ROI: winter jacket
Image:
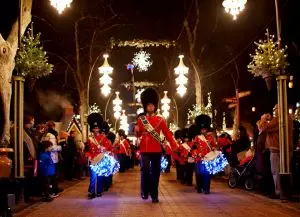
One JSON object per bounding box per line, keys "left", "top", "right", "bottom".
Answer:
{"left": 41, "top": 132, "right": 62, "bottom": 164}
{"left": 38, "top": 152, "right": 55, "bottom": 176}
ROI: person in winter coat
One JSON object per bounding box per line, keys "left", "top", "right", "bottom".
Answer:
{"left": 38, "top": 141, "right": 56, "bottom": 202}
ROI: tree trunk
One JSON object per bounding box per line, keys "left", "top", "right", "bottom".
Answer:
{"left": 0, "top": 0, "right": 32, "bottom": 144}
{"left": 79, "top": 89, "right": 88, "bottom": 142}
{"left": 189, "top": 54, "right": 203, "bottom": 107}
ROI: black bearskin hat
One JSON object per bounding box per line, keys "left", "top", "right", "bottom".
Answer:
{"left": 107, "top": 132, "right": 116, "bottom": 144}
{"left": 118, "top": 129, "right": 126, "bottom": 137}
{"left": 101, "top": 121, "right": 110, "bottom": 134}
{"left": 181, "top": 128, "right": 189, "bottom": 139}
{"left": 195, "top": 114, "right": 211, "bottom": 130}
{"left": 174, "top": 129, "right": 181, "bottom": 140}
{"left": 141, "top": 88, "right": 159, "bottom": 112}
{"left": 188, "top": 124, "right": 198, "bottom": 140}
{"left": 87, "top": 113, "right": 103, "bottom": 131}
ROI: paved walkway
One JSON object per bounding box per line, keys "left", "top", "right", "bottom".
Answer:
{"left": 15, "top": 168, "right": 300, "bottom": 217}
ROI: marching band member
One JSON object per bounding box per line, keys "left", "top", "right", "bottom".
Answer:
{"left": 181, "top": 128, "right": 195, "bottom": 186}
{"left": 86, "top": 113, "right": 106, "bottom": 199}
{"left": 192, "top": 115, "right": 216, "bottom": 194}
{"left": 178, "top": 133, "right": 189, "bottom": 183}
{"left": 116, "top": 129, "right": 130, "bottom": 173}
{"left": 173, "top": 130, "right": 182, "bottom": 180}
{"left": 135, "top": 88, "right": 178, "bottom": 203}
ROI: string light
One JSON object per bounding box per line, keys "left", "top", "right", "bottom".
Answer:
{"left": 49, "top": 0, "right": 72, "bottom": 14}
{"left": 113, "top": 92, "right": 122, "bottom": 119}
{"left": 120, "top": 110, "right": 129, "bottom": 135}
{"left": 90, "top": 152, "right": 120, "bottom": 177}
{"left": 99, "top": 54, "right": 113, "bottom": 97}
{"left": 161, "top": 91, "right": 171, "bottom": 119}
{"left": 222, "top": 0, "right": 247, "bottom": 20}
{"left": 203, "top": 152, "right": 229, "bottom": 175}
{"left": 160, "top": 156, "right": 168, "bottom": 173}
{"left": 174, "top": 55, "right": 189, "bottom": 97}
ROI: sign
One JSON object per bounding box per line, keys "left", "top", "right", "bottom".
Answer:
{"left": 228, "top": 103, "right": 237, "bottom": 109}
{"left": 223, "top": 98, "right": 237, "bottom": 103}
{"left": 238, "top": 90, "right": 251, "bottom": 98}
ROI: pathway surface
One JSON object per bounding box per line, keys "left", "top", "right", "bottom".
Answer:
{"left": 15, "top": 168, "right": 300, "bottom": 217}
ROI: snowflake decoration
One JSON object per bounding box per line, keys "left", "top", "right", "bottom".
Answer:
{"left": 132, "top": 50, "right": 153, "bottom": 72}
{"left": 89, "top": 103, "right": 101, "bottom": 114}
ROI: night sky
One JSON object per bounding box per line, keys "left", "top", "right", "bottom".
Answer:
{"left": 1, "top": 0, "right": 300, "bottom": 129}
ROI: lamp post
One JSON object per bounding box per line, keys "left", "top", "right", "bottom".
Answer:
{"left": 50, "top": 0, "right": 73, "bottom": 14}
{"left": 161, "top": 91, "right": 171, "bottom": 120}
{"left": 174, "top": 55, "right": 189, "bottom": 97}
{"left": 99, "top": 54, "right": 113, "bottom": 97}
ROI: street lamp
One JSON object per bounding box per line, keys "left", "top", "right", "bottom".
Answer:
{"left": 99, "top": 54, "right": 113, "bottom": 97}
{"left": 174, "top": 55, "right": 189, "bottom": 97}
{"left": 222, "top": 0, "right": 247, "bottom": 20}
{"left": 50, "top": 0, "right": 73, "bottom": 14}
{"left": 112, "top": 91, "right": 122, "bottom": 120}
{"left": 161, "top": 91, "right": 171, "bottom": 119}
{"left": 252, "top": 107, "right": 256, "bottom": 112}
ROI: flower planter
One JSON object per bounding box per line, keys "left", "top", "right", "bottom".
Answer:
{"left": 0, "top": 148, "right": 13, "bottom": 178}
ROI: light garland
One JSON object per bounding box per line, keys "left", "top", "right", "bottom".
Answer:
{"left": 113, "top": 92, "right": 122, "bottom": 119}
{"left": 248, "top": 30, "right": 289, "bottom": 78}
{"left": 160, "top": 156, "right": 168, "bottom": 173}
{"left": 90, "top": 152, "right": 120, "bottom": 177}
{"left": 222, "top": 0, "right": 247, "bottom": 20}
{"left": 99, "top": 54, "right": 113, "bottom": 97}
{"left": 161, "top": 91, "right": 171, "bottom": 119}
{"left": 110, "top": 38, "right": 176, "bottom": 49}
{"left": 174, "top": 55, "right": 189, "bottom": 97}
{"left": 49, "top": 0, "right": 72, "bottom": 14}
{"left": 122, "top": 81, "right": 163, "bottom": 89}
{"left": 132, "top": 50, "right": 153, "bottom": 72}
{"left": 203, "top": 152, "right": 229, "bottom": 175}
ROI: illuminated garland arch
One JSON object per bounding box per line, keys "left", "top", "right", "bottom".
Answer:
{"left": 110, "top": 38, "right": 176, "bottom": 49}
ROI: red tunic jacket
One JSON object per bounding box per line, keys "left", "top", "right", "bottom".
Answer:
{"left": 137, "top": 115, "right": 177, "bottom": 153}
{"left": 192, "top": 133, "right": 216, "bottom": 162}
{"left": 119, "top": 139, "right": 130, "bottom": 155}
{"left": 86, "top": 134, "right": 112, "bottom": 160}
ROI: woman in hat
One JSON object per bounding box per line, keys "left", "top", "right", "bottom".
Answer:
{"left": 192, "top": 115, "right": 216, "bottom": 194}
{"left": 135, "top": 88, "right": 178, "bottom": 203}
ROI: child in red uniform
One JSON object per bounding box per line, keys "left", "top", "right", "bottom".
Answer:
{"left": 193, "top": 115, "right": 216, "bottom": 194}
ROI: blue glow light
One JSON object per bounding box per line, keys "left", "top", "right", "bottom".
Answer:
{"left": 90, "top": 153, "right": 120, "bottom": 177}
{"left": 160, "top": 156, "right": 168, "bottom": 173}
{"left": 203, "top": 152, "right": 229, "bottom": 175}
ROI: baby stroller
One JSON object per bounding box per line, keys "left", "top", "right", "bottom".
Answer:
{"left": 228, "top": 155, "right": 256, "bottom": 190}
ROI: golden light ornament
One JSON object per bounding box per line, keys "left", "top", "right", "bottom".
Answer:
{"left": 99, "top": 54, "right": 113, "bottom": 97}
{"left": 161, "top": 91, "right": 171, "bottom": 119}
{"left": 252, "top": 107, "right": 256, "bottom": 112}
{"left": 174, "top": 55, "right": 189, "bottom": 97}
{"left": 113, "top": 92, "right": 122, "bottom": 120}
{"left": 50, "top": 0, "right": 73, "bottom": 14}
{"left": 222, "top": 0, "right": 247, "bottom": 20}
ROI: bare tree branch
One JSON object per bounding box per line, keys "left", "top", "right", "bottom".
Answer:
{"left": 75, "top": 21, "right": 84, "bottom": 89}
{"left": 192, "top": 0, "right": 200, "bottom": 45}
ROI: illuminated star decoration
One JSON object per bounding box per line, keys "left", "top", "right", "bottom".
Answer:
{"left": 50, "top": 0, "right": 73, "bottom": 14}
{"left": 132, "top": 50, "right": 153, "bottom": 72}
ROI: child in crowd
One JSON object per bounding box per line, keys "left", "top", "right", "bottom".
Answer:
{"left": 38, "top": 141, "right": 56, "bottom": 202}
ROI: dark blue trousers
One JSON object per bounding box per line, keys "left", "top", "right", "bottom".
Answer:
{"left": 195, "top": 161, "right": 211, "bottom": 193}
{"left": 140, "top": 153, "right": 161, "bottom": 199}
{"left": 88, "top": 167, "right": 104, "bottom": 194}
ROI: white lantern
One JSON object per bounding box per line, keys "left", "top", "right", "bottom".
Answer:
{"left": 222, "top": 0, "right": 247, "bottom": 20}
{"left": 174, "top": 55, "right": 189, "bottom": 97}
{"left": 113, "top": 92, "right": 122, "bottom": 119}
{"left": 99, "top": 54, "right": 113, "bottom": 97}
{"left": 161, "top": 91, "right": 171, "bottom": 119}
{"left": 50, "top": 0, "right": 73, "bottom": 14}
{"left": 120, "top": 110, "right": 129, "bottom": 135}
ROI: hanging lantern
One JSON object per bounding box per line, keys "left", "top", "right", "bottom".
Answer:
{"left": 113, "top": 92, "right": 122, "bottom": 119}
{"left": 99, "top": 54, "right": 113, "bottom": 97}
{"left": 49, "top": 0, "right": 73, "bottom": 14}
{"left": 120, "top": 110, "right": 129, "bottom": 135}
{"left": 161, "top": 91, "right": 171, "bottom": 119}
{"left": 174, "top": 55, "right": 189, "bottom": 97}
{"left": 222, "top": 0, "right": 247, "bottom": 20}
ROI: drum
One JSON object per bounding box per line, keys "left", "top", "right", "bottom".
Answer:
{"left": 203, "top": 151, "right": 228, "bottom": 175}
{"left": 90, "top": 152, "right": 120, "bottom": 177}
